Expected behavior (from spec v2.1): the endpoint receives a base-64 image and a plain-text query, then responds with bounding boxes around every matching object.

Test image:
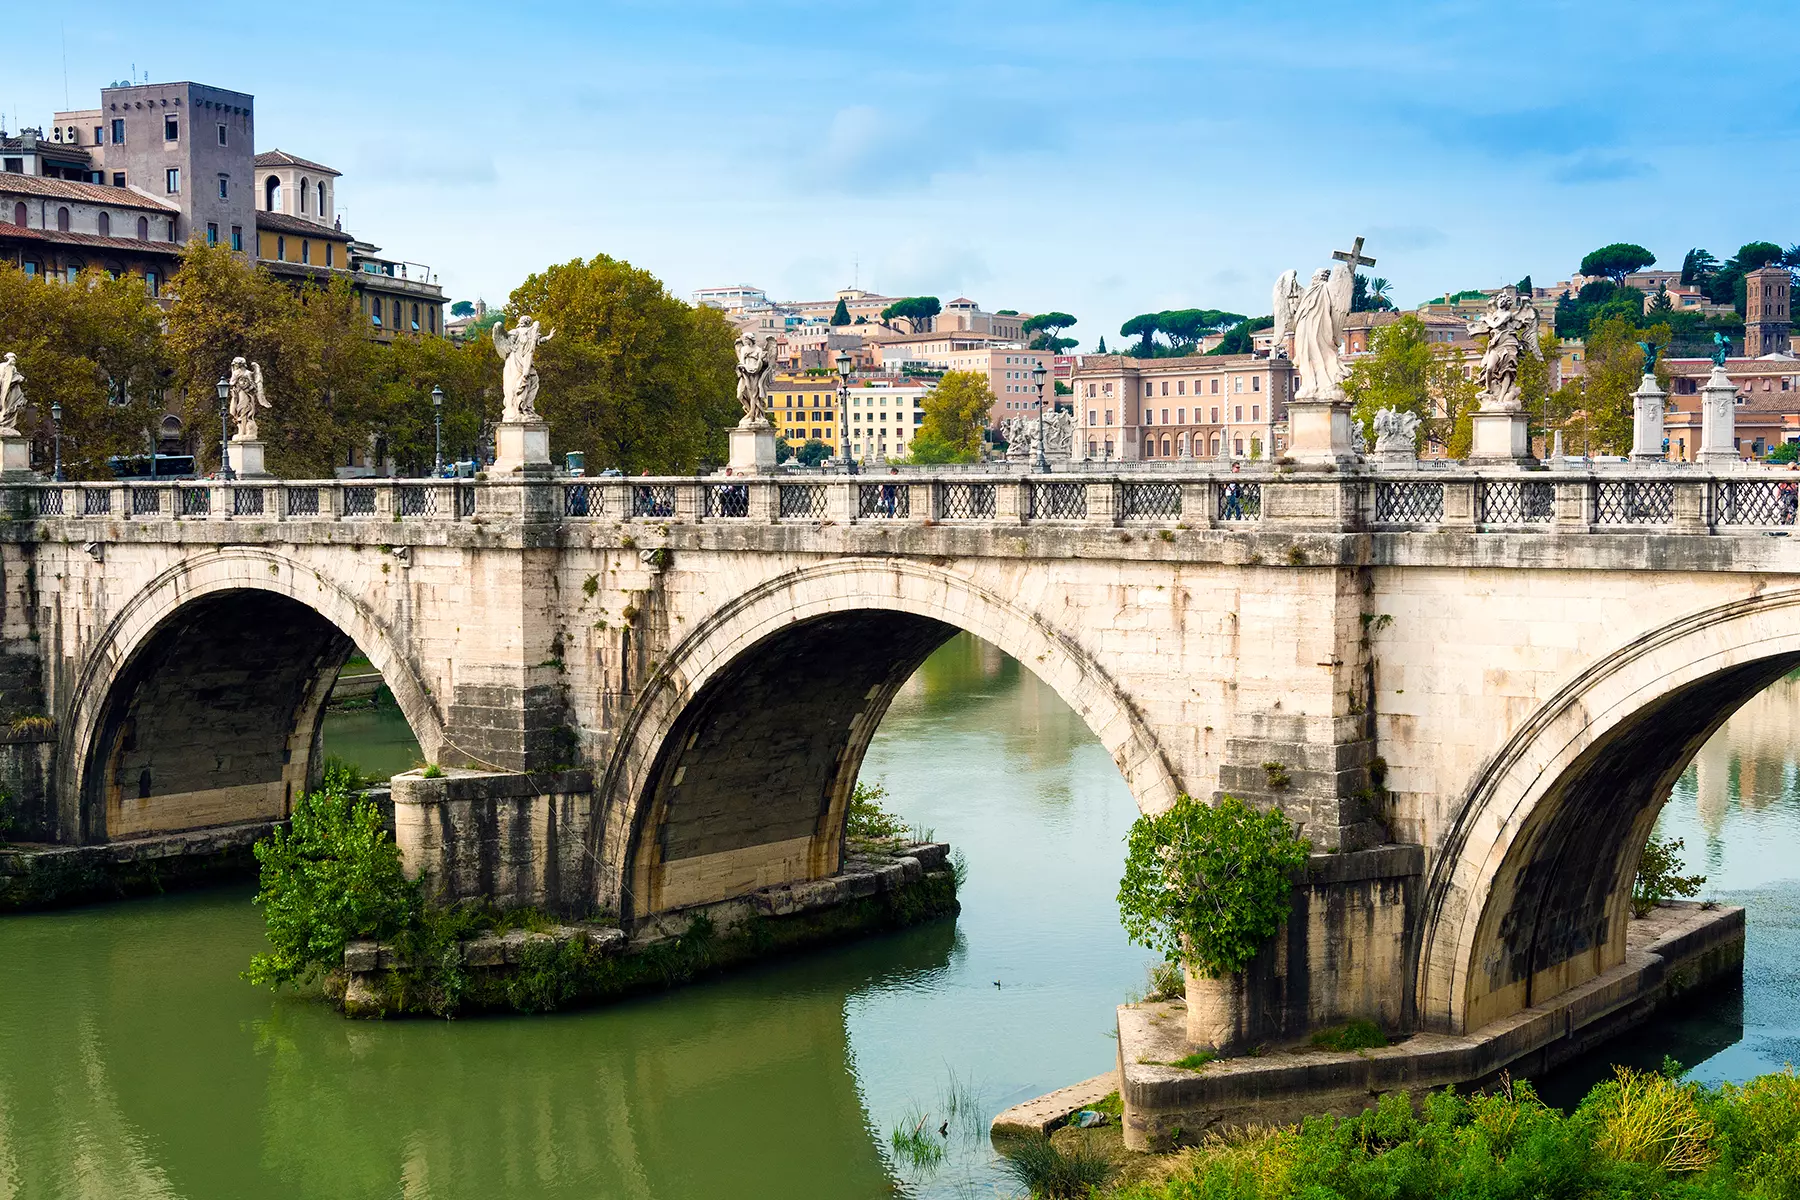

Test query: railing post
[672,481,701,524]
[827,477,856,523]
[747,479,777,524]
[1183,481,1215,528]
[1674,478,1710,533]
[911,482,934,521]
[1553,478,1591,530]
[374,482,396,520]
[1090,477,1118,526]
[997,478,1025,524]
[1440,479,1476,531]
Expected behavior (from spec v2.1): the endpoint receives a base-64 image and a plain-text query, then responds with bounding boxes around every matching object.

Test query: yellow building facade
[774,375,840,452]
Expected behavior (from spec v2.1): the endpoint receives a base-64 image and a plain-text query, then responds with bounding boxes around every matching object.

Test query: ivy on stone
[1117,793,1311,979]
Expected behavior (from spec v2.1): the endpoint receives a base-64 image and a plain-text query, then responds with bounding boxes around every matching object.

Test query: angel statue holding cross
[1272,236,1373,403]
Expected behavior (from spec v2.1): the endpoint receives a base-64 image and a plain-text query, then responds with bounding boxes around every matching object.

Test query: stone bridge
[2,465,1793,1044]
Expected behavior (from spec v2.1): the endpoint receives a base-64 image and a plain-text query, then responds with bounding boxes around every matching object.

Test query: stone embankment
[337,840,959,1018]
[0,820,273,911]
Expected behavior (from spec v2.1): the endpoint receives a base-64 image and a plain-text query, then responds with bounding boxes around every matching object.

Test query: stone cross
[1331,236,1376,271]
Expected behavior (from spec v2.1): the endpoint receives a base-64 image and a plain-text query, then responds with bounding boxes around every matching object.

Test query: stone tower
[1745,265,1792,357]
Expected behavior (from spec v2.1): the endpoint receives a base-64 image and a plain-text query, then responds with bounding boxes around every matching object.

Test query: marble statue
[1042,410,1075,459]
[492,316,555,422]
[1351,421,1369,455]
[734,332,777,426]
[1372,407,1420,455]
[0,352,26,437]
[227,357,269,440]
[1272,236,1371,402]
[1467,286,1542,412]
[1712,331,1731,367]
[999,415,1038,461]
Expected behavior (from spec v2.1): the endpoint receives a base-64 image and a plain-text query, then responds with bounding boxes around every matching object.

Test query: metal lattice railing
[287,487,320,517]
[1215,481,1260,521]
[342,486,376,517]
[1479,481,1555,525]
[83,489,112,515]
[778,483,827,520]
[704,483,750,519]
[180,487,211,516]
[397,485,432,518]
[131,487,164,516]
[938,482,996,520]
[232,488,265,517]
[1713,481,1798,526]
[1375,481,1445,524]
[36,489,63,516]
[563,483,598,517]
[1119,482,1182,521]
[631,485,675,518]
[857,483,910,519]
[1028,481,1087,520]
[1594,480,1673,525]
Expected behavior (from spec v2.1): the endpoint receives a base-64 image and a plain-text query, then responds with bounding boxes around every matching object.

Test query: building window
[206,222,218,245]
[1104,409,1114,426]
[165,168,180,194]
[9,202,24,227]
[56,206,70,232]
[429,307,438,335]
[218,123,228,146]
[1211,407,1220,422]
[164,116,178,142]
[1178,408,1185,424]
[145,271,158,297]
[1251,404,1260,420]
[1160,381,1169,396]
[371,298,383,328]
[111,118,125,144]
[1235,437,1244,455]
[276,236,286,261]
[1235,377,1244,393]
[111,171,126,188]
[317,181,326,214]
[218,175,229,200]
[231,226,243,252]
[300,177,310,214]
[1234,405,1243,420]
[1161,408,1169,424]
[94,125,103,144]
[136,216,149,240]
[1177,380,1186,395]
[166,220,177,242]
[393,299,403,329]
[1210,378,1219,394]
[97,212,111,237]
[265,176,281,212]
[1088,409,1097,425]
[1086,383,1096,398]
[411,303,421,331]
[1252,376,1261,392]
[301,240,310,264]
[1143,382,1153,397]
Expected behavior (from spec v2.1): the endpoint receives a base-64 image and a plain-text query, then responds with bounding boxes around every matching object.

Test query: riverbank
[0,820,271,912]
[331,840,961,1018]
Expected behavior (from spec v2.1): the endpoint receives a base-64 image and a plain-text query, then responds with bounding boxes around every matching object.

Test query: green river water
[1,635,1796,1198]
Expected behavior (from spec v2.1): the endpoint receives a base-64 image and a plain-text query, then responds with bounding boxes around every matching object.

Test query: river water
[0,637,1795,1198]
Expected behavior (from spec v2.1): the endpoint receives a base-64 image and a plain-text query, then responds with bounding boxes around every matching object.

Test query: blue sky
[12,2,1797,345]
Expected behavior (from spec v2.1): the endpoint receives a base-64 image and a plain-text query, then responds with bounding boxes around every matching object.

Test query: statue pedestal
[1629,374,1668,462]
[1468,410,1534,464]
[1284,398,1357,463]
[228,437,270,478]
[493,420,552,476]
[1696,366,1738,466]
[0,435,33,478]
[728,424,777,474]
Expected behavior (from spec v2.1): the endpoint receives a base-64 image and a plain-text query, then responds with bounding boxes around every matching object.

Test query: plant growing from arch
[1117,793,1311,978]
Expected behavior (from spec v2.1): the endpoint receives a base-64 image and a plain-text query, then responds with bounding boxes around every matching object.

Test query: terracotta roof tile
[0,173,178,210]
[252,150,341,176]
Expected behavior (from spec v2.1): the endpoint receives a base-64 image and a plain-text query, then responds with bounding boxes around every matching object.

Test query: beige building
[0,173,182,292]
[943,346,1056,428]
[1068,354,1296,461]
[845,378,930,461]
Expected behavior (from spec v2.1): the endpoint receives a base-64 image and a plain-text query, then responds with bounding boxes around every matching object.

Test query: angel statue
[1372,407,1420,455]
[492,316,555,422]
[0,352,26,437]
[733,331,777,426]
[1711,331,1731,368]
[1271,237,1368,402]
[227,357,270,440]
[1466,286,1543,412]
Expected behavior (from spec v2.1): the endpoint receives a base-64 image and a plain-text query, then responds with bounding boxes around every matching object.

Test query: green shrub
[1634,834,1706,917]
[846,780,908,840]
[1310,1019,1388,1051]
[999,1132,1115,1198]
[246,762,419,988]
[1117,794,1311,978]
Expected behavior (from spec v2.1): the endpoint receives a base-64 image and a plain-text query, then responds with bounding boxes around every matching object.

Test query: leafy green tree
[508,254,737,473]
[1117,794,1311,978]
[1632,835,1705,917]
[775,435,794,463]
[1767,441,1800,463]
[1580,243,1656,283]
[795,438,829,467]
[450,300,475,318]
[1350,273,1395,313]
[1095,336,1108,354]
[879,296,940,332]
[1119,312,1160,357]
[1436,350,1481,458]
[1022,311,1077,352]
[1515,275,1533,294]
[0,265,169,479]
[909,369,993,463]
[367,334,498,474]
[1345,315,1435,446]
[1680,248,1718,287]
[831,298,851,326]
[1567,314,1671,454]
[1158,309,1247,353]
[1205,317,1273,357]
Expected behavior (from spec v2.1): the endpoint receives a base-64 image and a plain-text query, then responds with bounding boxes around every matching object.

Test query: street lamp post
[431,385,445,475]
[1032,359,1049,473]
[50,401,63,482]
[835,350,857,475]
[216,375,233,481]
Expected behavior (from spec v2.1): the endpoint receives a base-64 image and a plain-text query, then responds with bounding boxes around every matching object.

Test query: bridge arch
[59,547,444,842]
[595,558,1179,920]
[1417,586,1800,1034]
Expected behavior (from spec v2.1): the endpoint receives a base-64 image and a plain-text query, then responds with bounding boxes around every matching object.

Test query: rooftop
[0,174,178,211]
[253,150,341,176]
[0,222,184,255]
[255,210,352,240]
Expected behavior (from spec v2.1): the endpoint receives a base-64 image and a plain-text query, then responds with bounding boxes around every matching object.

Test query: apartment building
[0,172,183,291]
[1662,356,1800,462]
[845,378,930,461]
[943,347,1056,427]
[1069,354,1296,461]
[772,374,841,454]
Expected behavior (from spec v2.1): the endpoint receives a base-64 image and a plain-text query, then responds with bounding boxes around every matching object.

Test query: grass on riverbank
[1008,1065,1800,1200]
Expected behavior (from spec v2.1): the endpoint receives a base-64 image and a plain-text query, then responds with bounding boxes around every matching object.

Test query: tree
[795,438,829,467]
[450,300,475,318]
[1095,336,1108,354]
[775,435,795,464]
[507,254,737,473]
[1579,243,1656,284]
[1206,317,1272,357]
[1119,312,1160,357]
[1350,274,1395,313]
[0,265,168,479]
[831,298,851,326]
[1568,314,1671,455]
[1022,311,1077,352]
[1679,249,1718,288]
[366,333,498,475]
[909,369,992,463]
[1435,350,1481,459]
[1345,315,1435,448]
[879,296,940,332]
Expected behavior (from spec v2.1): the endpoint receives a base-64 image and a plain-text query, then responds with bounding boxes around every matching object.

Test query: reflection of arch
[1418,587,1800,1034]
[60,548,443,841]
[597,558,1177,919]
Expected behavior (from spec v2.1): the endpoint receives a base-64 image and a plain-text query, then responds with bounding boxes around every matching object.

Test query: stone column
[1629,374,1668,462]
[1697,366,1738,466]
[0,435,33,479]
[728,422,777,473]
[493,420,552,476]
[1469,410,1533,464]
[227,436,269,478]
[1283,398,1357,464]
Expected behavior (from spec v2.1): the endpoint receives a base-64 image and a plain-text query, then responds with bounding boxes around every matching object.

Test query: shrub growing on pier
[1117,794,1310,980]
[1633,834,1707,918]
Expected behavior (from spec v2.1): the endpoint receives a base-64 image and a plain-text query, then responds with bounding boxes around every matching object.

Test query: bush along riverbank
[998,1064,1800,1200]
[247,766,960,1018]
